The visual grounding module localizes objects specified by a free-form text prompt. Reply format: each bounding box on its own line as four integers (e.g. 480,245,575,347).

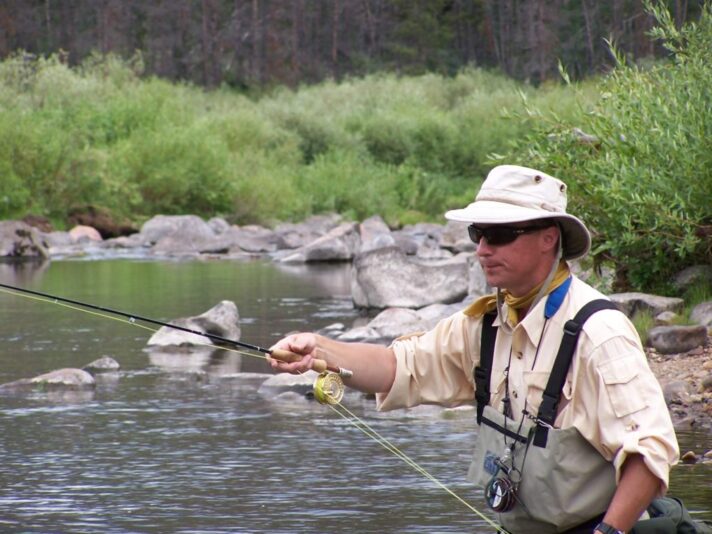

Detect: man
270,165,680,533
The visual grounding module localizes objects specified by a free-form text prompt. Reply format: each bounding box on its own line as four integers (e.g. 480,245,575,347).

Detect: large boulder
648,325,708,354
146,301,241,350
608,292,684,317
691,301,712,331
273,214,343,250
351,246,469,309
279,222,360,263
139,215,216,255
0,221,49,260
358,215,396,254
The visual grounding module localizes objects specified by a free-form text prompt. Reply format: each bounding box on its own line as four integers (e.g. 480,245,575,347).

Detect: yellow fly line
0,284,505,533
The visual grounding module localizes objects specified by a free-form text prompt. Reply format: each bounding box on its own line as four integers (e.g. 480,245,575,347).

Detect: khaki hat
444,165,591,260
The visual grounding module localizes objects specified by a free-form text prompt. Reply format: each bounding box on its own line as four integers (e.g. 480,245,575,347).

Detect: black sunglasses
468,223,552,246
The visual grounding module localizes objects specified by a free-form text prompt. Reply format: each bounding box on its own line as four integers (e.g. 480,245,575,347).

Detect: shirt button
515,351,523,359
512,391,518,398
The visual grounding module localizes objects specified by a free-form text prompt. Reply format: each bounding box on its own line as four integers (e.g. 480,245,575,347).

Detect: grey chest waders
468,300,620,533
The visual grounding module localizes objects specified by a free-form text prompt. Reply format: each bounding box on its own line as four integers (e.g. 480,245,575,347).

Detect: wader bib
467,299,619,533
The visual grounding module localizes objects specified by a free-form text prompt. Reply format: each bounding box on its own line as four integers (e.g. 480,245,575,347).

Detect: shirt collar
494,276,572,342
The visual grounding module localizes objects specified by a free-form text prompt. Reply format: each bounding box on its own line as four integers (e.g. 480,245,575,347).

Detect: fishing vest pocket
468,405,616,534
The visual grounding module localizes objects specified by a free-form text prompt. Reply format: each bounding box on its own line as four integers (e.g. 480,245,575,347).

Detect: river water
0,258,710,533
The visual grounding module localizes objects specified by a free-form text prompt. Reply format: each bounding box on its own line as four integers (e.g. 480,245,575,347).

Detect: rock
0,220,49,259
139,215,216,250
257,370,318,397
200,225,279,254
279,222,360,263
468,256,491,297
146,301,240,349
207,217,231,235
662,379,694,405
648,325,708,354
0,368,96,391
439,220,475,253
83,356,120,374
358,215,395,254
690,301,712,330
69,225,103,242
273,214,343,250
351,246,469,309
673,265,712,292
654,311,679,326
392,231,419,255
608,292,684,317
699,375,712,393
681,450,698,464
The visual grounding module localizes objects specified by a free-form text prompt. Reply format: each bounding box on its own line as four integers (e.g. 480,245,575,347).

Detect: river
0,258,710,533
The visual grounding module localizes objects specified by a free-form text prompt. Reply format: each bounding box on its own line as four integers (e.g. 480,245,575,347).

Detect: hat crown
476,165,568,214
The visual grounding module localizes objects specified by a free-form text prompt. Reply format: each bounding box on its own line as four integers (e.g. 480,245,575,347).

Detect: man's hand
268,333,318,374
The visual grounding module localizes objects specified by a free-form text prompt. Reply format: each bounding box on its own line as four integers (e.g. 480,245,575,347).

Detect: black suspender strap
474,311,497,425
532,299,620,448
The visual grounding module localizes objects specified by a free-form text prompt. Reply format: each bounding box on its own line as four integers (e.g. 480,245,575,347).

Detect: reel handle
270,348,328,373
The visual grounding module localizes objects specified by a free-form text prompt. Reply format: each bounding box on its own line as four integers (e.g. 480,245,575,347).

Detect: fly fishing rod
0,282,352,379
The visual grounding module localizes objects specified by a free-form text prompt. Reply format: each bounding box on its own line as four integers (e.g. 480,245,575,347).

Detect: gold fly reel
313,371,345,405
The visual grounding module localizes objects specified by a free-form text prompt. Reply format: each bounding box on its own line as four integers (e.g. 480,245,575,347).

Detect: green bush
498,1,712,293
0,51,596,231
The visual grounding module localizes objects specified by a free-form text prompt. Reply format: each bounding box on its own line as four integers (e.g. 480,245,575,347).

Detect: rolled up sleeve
376,312,479,411
571,328,679,491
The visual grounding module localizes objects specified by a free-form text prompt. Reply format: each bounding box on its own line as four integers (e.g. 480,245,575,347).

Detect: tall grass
0,54,596,228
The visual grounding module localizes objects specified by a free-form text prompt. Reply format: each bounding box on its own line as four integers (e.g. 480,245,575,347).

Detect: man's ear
541,225,560,252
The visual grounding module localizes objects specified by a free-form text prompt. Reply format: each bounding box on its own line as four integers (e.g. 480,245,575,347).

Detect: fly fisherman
270,165,704,534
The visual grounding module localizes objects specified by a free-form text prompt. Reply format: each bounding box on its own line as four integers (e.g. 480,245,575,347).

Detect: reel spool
313,371,345,405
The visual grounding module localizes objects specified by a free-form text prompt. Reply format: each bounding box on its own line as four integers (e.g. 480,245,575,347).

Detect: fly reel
313,371,345,405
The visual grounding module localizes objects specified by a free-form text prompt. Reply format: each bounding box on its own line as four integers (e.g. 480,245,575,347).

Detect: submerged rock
0,368,96,391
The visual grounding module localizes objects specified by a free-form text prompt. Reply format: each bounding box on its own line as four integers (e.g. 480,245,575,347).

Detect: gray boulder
0,221,49,259
609,292,684,317
279,222,360,263
691,301,712,330
138,215,216,255
0,368,95,391
351,246,469,309
146,301,241,350
273,214,343,249
257,370,319,397
648,325,708,354
673,265,712,292
83,356,121,374
358,215,396,254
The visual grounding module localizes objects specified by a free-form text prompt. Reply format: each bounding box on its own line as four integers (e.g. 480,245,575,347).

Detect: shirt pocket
598,355,648,417
522,370,550,412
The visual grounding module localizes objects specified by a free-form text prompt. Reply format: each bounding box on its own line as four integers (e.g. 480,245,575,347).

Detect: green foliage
0,51,595,231
498,1,712,293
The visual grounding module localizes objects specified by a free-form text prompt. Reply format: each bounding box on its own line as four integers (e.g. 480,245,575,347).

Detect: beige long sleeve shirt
377,276,679,488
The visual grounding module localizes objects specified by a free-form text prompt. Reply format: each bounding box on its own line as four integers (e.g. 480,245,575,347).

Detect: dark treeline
0,0,705,88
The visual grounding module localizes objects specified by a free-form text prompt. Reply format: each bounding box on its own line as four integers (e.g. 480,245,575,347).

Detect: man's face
472,222,559,296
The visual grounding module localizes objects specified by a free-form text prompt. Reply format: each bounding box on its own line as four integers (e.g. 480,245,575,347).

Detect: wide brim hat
445,165,591,260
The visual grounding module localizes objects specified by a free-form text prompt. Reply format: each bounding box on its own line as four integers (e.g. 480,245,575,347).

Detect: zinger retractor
313,371,345,405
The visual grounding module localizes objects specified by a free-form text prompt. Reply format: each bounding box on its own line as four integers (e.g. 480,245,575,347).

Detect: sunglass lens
468,226,519,246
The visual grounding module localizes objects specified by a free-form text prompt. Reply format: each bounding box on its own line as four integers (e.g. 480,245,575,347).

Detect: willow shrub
0,51,596,228
498,2,712,293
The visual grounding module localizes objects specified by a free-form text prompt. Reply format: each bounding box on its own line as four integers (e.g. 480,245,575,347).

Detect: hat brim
445,200,591,260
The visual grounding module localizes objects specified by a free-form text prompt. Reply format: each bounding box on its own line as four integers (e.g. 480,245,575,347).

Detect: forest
0,0,706,88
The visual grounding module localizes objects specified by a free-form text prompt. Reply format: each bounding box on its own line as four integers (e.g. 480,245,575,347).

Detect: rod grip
270,348,327,373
